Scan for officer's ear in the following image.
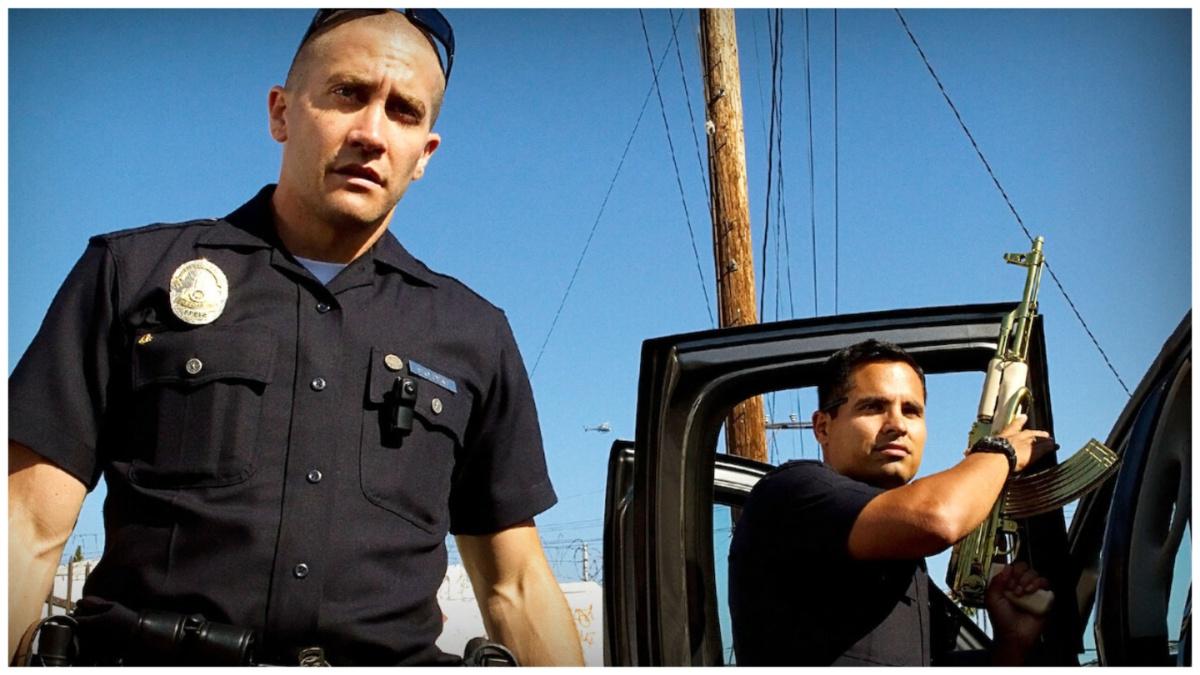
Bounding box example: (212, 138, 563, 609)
(410, 133, 441, 181)
(268, 85, 288, 143)
(812, 409, 830, 449)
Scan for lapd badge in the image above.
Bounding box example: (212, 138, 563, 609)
(169, 259, 228, 325)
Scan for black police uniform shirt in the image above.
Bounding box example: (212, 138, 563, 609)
(728, 460, 931, 666)
(9, 186, 558, 665)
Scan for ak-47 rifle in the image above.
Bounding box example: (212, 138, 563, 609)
(946, 236, 1120, 613)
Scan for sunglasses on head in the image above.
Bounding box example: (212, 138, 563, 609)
(299, 8, 455, 83)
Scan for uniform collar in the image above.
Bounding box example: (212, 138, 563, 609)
(199, 184, 283, 250)
(201, 184, 440, 288)
(370, 230, 440, 288)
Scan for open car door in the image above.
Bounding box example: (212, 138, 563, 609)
(603, 303, 1191, 666)
(1069, 311, 1191, 666)
(602, 302, 1084, 665)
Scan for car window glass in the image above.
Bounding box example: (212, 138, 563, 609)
(1166, 524, 1190, 662)
(713, 503, 737, 665)
(1080, 523, 1190, 666)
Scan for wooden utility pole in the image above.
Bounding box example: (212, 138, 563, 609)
(700, 9, 767, 465)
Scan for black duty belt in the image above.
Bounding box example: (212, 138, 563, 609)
(17, 598, 518, 667)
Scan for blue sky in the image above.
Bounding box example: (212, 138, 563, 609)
(7, 8, 1192, 653)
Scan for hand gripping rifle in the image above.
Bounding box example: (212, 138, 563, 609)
(945, 237, 1120, 613)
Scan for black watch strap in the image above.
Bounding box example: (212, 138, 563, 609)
(968, 435, 1017, 475)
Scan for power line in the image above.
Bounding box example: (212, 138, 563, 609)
(758, 9, 783, 318)
(893, 8, 1130, 396)
(779, 151, 796, 321)
(751, 11, 772, 147)
(529, 10, 687, 378)
(776, 34, 804, 454)
(774, 36, 796, 323)
(804, 9, 818, 317)
(758, 10, 804, 464)
(833, 8, 841, 315)
(668, 9, 713, 221)
(537, 517, 605, 532)
(638, 9, 716, 328)
(554, 488, 607, 502)
(771, 10, 796, 323)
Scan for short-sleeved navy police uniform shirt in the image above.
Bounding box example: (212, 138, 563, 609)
(728, 460, 931, 666)
(9, 186, 558, 665)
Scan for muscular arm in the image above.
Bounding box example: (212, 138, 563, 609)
(8, 441, 87, 663)
(848, 416, 1050, 560)
(457, 521, 583, 666)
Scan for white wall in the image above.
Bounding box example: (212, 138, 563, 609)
(436, 564, 604, 666)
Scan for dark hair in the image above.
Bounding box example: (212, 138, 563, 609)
(816, 339, 926, 416)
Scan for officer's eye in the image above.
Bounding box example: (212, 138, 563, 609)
(857, 400, 885, 413)
(903, 403, 924, 418)
(387, 100, 424, 125)
(331, 84, 362, 101)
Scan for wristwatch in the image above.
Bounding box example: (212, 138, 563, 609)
(968, 435, 1018, 475)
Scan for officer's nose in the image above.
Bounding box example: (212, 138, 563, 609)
(881, 405, 908, 437)
(347, 103, 386, 154)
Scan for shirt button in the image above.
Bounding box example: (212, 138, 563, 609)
(307, 469, 323, 484)
(294, 563, 309, 579)
(316, 302, 331, 313)
(185, 358, 203, 375)
(311, 377, 327, 391)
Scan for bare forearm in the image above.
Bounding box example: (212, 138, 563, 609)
(8, 512, 71, 662)
(903, 451, 1011, 541)
(8, 442, 87, 663)
(850, 452, 1010, 559)
(478, 566, 583, 666)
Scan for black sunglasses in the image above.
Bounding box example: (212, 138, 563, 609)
(299, 8, 455, 83)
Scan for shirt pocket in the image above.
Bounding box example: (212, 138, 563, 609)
(360, 346, 472, 534)
(127, 326, 276, 488)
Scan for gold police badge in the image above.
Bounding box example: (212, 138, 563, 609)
(169, 259, 228, 325)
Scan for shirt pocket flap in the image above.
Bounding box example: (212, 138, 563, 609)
(366, 347, 471, 446)
(132, 327, 276, 390)
(412, 385, 472, 446)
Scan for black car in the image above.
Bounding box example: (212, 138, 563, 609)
(603, 302, 1190, 666)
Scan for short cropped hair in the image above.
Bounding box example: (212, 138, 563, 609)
(284, 9, 446, 125)
(816, 339, 926, 417)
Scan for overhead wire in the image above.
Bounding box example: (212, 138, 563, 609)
(804, 9, 819, 317)
(833, 9, 840, 315)
(772, 13, 786, 324)
(638, 8, 716, 328)
(758, 9, 782, 319)
(772, 12, 796, 323)
(783, 11, 805, 459)
(669, 9, 713, 220)
(750, 12, 772, 149)
(753, 10, 807, 461)
(778, 101, 796, 322)
(760, 10, 806, 462)
(893, 8, 1130, 396)
(529, 10, 688, 378)
(760, 9, 782, 454)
